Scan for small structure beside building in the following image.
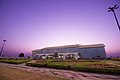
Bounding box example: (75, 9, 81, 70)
(32, 44, 106, 60)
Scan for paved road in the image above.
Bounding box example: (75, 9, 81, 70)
(0, 62, 120, 80)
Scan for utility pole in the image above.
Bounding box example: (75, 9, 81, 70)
(0, 40, 7, 56)
(108, 5, 120, 31)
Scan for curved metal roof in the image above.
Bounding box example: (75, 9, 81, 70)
(32, 44, 105, 52)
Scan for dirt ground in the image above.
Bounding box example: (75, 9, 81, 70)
(0, 62, 120, 80)
(0, 63, 67, 80)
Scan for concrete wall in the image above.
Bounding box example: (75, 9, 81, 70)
(32, 52, 79, 60)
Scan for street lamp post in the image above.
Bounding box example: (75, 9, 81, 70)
(108, 5, 120, 31)
(0, 40, 7, 56)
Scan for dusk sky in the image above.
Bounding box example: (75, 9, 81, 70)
(0, 0, 120, 57)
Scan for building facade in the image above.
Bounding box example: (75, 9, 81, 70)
(32, 44, 106, 60)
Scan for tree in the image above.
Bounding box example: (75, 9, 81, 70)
(78, 52, 81, 59)
(54, 52, 58, 57)
(19, 53, 24, 57)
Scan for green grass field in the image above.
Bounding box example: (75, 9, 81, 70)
(26, 59, 120, 75)
(0, 59, 120, 75)
(0, 59, 30, 64)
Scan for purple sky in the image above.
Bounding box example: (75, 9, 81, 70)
(0, 0, 120, 57)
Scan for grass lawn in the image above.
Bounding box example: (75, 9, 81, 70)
(26, 60, 120, 75)
(0, 64, 68, 80)
(0, 59, 31, 64)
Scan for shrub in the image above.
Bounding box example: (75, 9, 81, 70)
(26, 61, 120, 75)
(0, 59, 30, 64)
(112, 58, 120, 61)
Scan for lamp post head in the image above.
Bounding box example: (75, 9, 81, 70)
(3, 40, 7, 42)
(108, 5, 119, 12)
(108, 7, 113, 12)
(113, 5, 119, 9)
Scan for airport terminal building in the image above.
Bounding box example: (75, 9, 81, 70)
(32, 44, 106, 60)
